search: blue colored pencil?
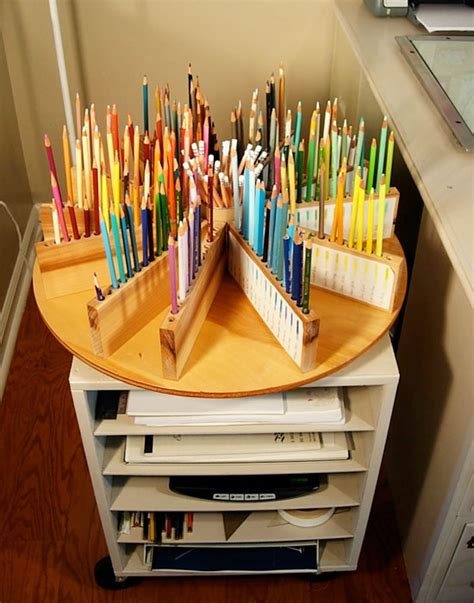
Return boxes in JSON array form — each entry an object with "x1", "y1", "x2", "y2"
[
  {"x1": 271, "y1": 197, "x2": 283, "y2": 274},
  {"x1": 277, "y1": 197, "x2": 289, "y2": 281},
  {"x1": 141, "y1": 199, "x2": 148, "y2": 267},
  {"x1": 110, "y1": 211, "x2": 127, "y2": 284},
  {"x1": 256, "y1": 182, "x2": 266, "y2": 256},
  {"x1": 100, "y1": 214, "x2": 119, "y2": 289},
  {"x1": 291, "y1": 233, "x2": 303, "y2": 305},
  {"x1": 120, "y1": 208, "x2": 133, "y2": 278},
  {"x1": 125, "y1": 198, "x2": 141, "y2": 273},
  {"x1": 143, "y1": 75, "x2": 149, "y2": 133},
  {"x1": 283, "y1": 235, "x2": 291, "y2": 293},
  {"x1": 242, "y1": 163, "x2": 250, "y2": 239},
  {"x1": 267, "y1": 185, "x2": 278, "y2": 270}
]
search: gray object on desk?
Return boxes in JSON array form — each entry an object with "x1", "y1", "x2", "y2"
[{"x1": 364, "y1": 0, "x2": 472, "y2": 19}]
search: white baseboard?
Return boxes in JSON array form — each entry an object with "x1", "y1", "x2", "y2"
[{"x1": 0, "y1": 205, "x2": 40, "y2": 401}]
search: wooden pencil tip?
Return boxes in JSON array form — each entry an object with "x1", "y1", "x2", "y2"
[{"x1": 143, "y1": 75, "x2": 148, "y2": 85}]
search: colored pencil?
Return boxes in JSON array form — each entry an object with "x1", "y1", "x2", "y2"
[
  {"x1": 143, "y1": 75, "x2": 149, "y2": 134},
  {"x1": 110, "y1": 209, "x2": 127, "y2": 284},
  {"x1": 62, "y1": 126, "x2": 74, "y2": 205},
  {"x1": 168, "y1": 234, "x2": 178, "y2": 314},
  {"x1": 120, "y1": 206, "x2": 134, "y2": 278},
  {"x1": 50, "y1": 173, "x2": 69, "y2": 242},
  {"x1": 356, "y1": 180, "x2": 365, "y2": 252},
  {"x1": 283, "y1": 234, "x2": 291, "y2": 293},
  {"x1": 125, "y1": 194, "x2": 141, "y2": 273},
  {"x1": 302, "y1": 239, "x2": 312, "y2": 314},
  {"x1": 366, "y1": 138, "x2": 377, "y2": 192},
  {"x1": 366, "y1": 187, "x2": 375, "y2": 255},
  {"x1": 67, "y1": 200, "x2": 80, "y2": 240},
  {"x1": 385, "y1": 131, "x2": 394, "y2": 190},
  {"x1": 375, "y1": 116, "x2": 388, "y2": 192},
  {"x1": 100, "y1": 211, "x2": 118, "y2": 289},
  {"x1": 318, "y1": 163, "x2": 325, "y2": 239},
  {"x1": 376, "y1": 176, "x2": 386, "y2": 257},
  {"x1": 93, "y1": 272, "x2": 105, "y2": 301}
]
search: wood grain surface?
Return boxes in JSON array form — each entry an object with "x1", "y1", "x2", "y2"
[{"x1": 33, "y1": 235, "x2": 406, "y2": 397}]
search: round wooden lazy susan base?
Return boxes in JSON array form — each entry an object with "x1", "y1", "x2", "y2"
[{"x1": 33, "y1": 237, "x2": 406, "y2": 397}]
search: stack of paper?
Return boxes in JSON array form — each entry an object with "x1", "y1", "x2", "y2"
[
  {"x1": 127, "y1": 387, "x2": 345, "y2": 427},
  {"x1": 124, "y1": 432, "x2": 349, "y2": 464}
]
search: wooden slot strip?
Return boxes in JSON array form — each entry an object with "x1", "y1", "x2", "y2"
[
  {"x1": 87, "y1": 252, "x2": 171, "y2": 358},
  {"x1": 305, "y1": 235, "x2": 403, "y2": 312},
  {"x1": 295, "y1": 187, "x2": 399, "y2": 241},
  {"x1": 227, "y1": 224, "x2": 319, "y2": 373},
  {"x1": 36, "y1": 234, "x2": 106, "y2": 272},
  {"x1": 159, "y1": 224, "x2": 227, "y2": 380}
]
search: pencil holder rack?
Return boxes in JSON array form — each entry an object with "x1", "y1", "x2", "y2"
[
  {"x1": 303, "y1": 232, "x2": 404, "y2": 312},
  {"x1": 87, "y1": 249, "x2": 172, "y2": 358},
  {"x1": 227, "y1": 224, "x2": 320, "y2": 373},
  {"x1": 159, "y1": 223, "x2": 227, "y2": 380},
  {"x1": 36, "y1": 234, "x2": 105, "y2": 299},
  {"x1": 37, "y1": 204, "x2": 143, "y2": 299},
  {"x1": 295, "y1": 187, "x2": 399, "y2": 243}
]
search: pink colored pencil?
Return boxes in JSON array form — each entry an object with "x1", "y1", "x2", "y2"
[
  {"x1": 203, "y1": 115, "x2": 209, "y2": 172},
  {"x1": 168, "y1": 234, "x2": 178, "y2": 314},
  {"x1": 274, "y1": 147, "x2": 281, "y2": 195},
  {"x1": 50, "y1": 173, "x2": 70, "y2": 242}
]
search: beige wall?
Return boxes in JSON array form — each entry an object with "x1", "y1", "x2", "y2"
[
  {"x1": 2, "y1": 0, "x2": 336, "y2": 206},
  {"x1": 0, "y1": 31, "x2": 33, "y2": 310},
  {"x1": 386, "y1": 209, "x2": 473, "y2": 599}
]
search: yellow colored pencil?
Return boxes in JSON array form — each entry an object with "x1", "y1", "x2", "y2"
[
  {"x1": 376, "y1": 175, "x2": 386, "y2": 257},
  {"x1": 113, "y1": 151, "x2": 120, "y2": 218},
  {"x1": 366, "y1": 187, "x2": 375, "y2": 255},
  {"x1": 324, "y1": 136, "x2": 330, "y2": 201},
  {"x1": 348, "y1": 166, "x2": 361, "y2": 248},
  {"x1": 63, "y1": 125, "x2": 74, "y2": 204},
  {"x1": 356, "y1": 180, "x2": 365, "y2": 252},
  {"x1": 75, "y1": 139, "x2": 83, "y2": 209},
  {"x1": 101, "y1": 169, "x2": 110, "y2": 231}
]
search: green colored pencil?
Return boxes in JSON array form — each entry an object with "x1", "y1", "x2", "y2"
[
  {"x1": 302, "y1": 239, "x2": 312, "y2": 314},
  {"x1": 366, "y1": 138, "x2": 377, "y2": 193},
  {"x1": 375, "y1": 116, "x2": 388, "y2": 192}
]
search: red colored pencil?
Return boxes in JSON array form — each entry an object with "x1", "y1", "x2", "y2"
[
  {"x1": 67, "y1": 201, "x2": 80, "y2": 239},
  {"x1": 44, "y1": 134, "x2": 58, "y2": 180},
  {"x1": 92, "y1": 163, "x2": 100, "y2": 235}
]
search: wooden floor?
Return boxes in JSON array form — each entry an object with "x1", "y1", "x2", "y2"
[{"x1": 0, "y1": 290, "x2": 412, "y2": 603}]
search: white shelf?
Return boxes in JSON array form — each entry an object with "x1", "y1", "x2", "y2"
[
  {"x1": 102, "y1": 433, "x2": 369, "y2": 476},
  {"x1": 117, "y1": 509, "x2": 354, "y2": 545},
  {"x1": 120, "y1": 538, "x2": 353, "y2": 577},
  {"x1": 110, "y1": 473, "x2": 361, "y2": 512},
  {"x1": 70, "y1": 333, "x2": 398, "y2": 577},
  {"x1": 95, "y1": 386, "x2": 375, "y2": 436}
]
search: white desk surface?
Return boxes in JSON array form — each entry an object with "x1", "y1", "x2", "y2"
[{"x1": 335, "y1": 0, "x2": 473, "y2": 305}]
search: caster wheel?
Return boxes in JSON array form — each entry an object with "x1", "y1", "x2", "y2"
[{"x1": 94, "y1": 556, "x2": 142, "y2": 590}]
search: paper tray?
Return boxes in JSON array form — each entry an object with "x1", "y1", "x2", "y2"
[{"x1": 146, "y1": 542, "x2": 319, "y2": 573}]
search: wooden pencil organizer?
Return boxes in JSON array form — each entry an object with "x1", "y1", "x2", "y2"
[
  {"x1": 37, "y1": 204, "x2": 142, "y2": 299},
  {"x1": 87, "y1": 249, "x2": 172, "y2": 358},
  {"x1": 159, "y1": 223, "x2": 227, "y2": 380},
  {"x1": 302, "y1": 232, "x2": 404, "y2": 312},
  {"x1": 295, "y1": 187, "x2": 399, "y2": 242},
  {"x1": 213, "y1": 207, "x2": 235, "y2": 225},
  {"x1": 201, "y1": 203, "x2": 235, "y2": 226},
  {"x1": 227, "y1": 223, "x2": 320, "y2": 373}
]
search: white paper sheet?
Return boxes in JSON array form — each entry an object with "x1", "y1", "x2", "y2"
[{"x1": 415, "y1": 5, "x2": 474, "y2": 33}]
